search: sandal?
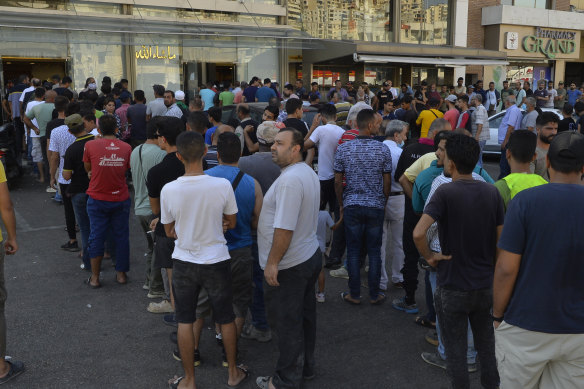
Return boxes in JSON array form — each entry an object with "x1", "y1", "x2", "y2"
[
  {"x1": 415, "y1": 316, "x2": 436, "y2": 329},
  {"x1": 85, "y1": 276, "x2": 101, "y2": 289},
  {"x1": 370, "y1": 292, "x2": 386, "y2": 305},
  {"x1": 0, "y1": 360, "x2": 25, "y2": 384},
  {"x1": 256, "y1": 376, "x2": 273, "y2": 389},
  {"x1": 225, "y1": 365, "x2": 250, "y2": 388},
  {"x1": 340, "y1": 292, "x2": 361, "y2": 305},
  {"x1": 115, "y1": 273, "x2": 128, "y2": 285},
  {"x1": 168, "y1": 376, "x2": 183, "y2": 389}
]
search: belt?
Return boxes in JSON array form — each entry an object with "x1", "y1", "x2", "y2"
[{"x1": 389, "y1": 191, "x2": 404, "y2": 196}]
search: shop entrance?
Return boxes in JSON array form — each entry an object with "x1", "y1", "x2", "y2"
[
  {"x1": 200, "y1": 63, "x2": 236, "y2": 86},
  {"x1": 1, "y1": 57, "x2": 67, "y2": 84}
]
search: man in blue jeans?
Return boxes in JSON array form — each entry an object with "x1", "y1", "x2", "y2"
[
  {"x1": 83, "y1": 115, "x2": 132, "y2": 287},
  {"x1": 333, "y1": 109, "x2": 392, "y2": 305},
  {"x1": 62, "y1": 114, "x2": 95, "y2": 271}
]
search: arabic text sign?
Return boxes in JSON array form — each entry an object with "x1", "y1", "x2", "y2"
[{"x1": 135, "y1": 45, "x2": 177, "y2": 60}]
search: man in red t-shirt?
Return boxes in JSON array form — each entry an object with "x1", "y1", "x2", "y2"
[{"x1": 83, "y1": 114, "x2": 132, "y2": 288}]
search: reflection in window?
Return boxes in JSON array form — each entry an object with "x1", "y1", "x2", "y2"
[
  {"x1": 400, "y1": 0, "x2": 450, "y2": 45},
  {"x1": 500, "y1": 0, "x2": 549, "y2": 8},
  {"x1": 287, "y1": 0, "x2": 393, "y2": 42}
]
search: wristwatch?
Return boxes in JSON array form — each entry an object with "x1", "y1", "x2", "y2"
[{"x1": 492, "y1": 314, "x2": 504, "y2": 323}]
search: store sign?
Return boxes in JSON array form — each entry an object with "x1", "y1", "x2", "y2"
[
  {"x1": 135, "y1": 45, "x2": 176, "y2": 60},
  {"x1": 522, "y1": 27, "x2": 577, "y2": 59}
]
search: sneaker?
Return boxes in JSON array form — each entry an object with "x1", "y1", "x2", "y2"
[
  {"x1": 142, "y1": 283, "x2": 150, "y2": 291},
  {"x1": 163, "y1": 313, "x2": 177, "y2": 327},
  {"x1": 215, "y1": 332, "x2": 223, "y2": 347},
  {"x1": 147, "y1": 300, "x2": 174, "y2": 314},
  {"x1": 61, "y1": 241, "x2": 80, "y2": 252},
  {"x1": 467, "y1": 363, "x2": 478, "y2": 373},
  {"x1": 53, "y1": 193, "x2": 63, "y2": 203},
  {"x1": 329, "y1": 267, "x2": 349, "y2": 279},
  {"x1": 391, "y1": 297, "x2": 419, "y2": 314},
  {"x1": 147, "y1": 290, "x2": 165, "y2": 299},
  {"x1": 421, "y1": 351, "x2": 447, "y2": 370},
  {"x1": 221, "y1": 347, "x2": 239, "y2": 368},
  {"x1": 241, "y1": 325, "x2": 272, "y2": 342},
  {"x1": 316, "y1": 292, "x2": 325, "y2": 303},
  {"x1": 46, "y1": 186, "x2": 57, "y2": 193},
  {"x1": 324, "y1": 256, "x2": 341, "y2": 269},
  {"x1": 425, "y1": 330, "x2": 439, "y2": 346},
  {"x1": 173, "y1": 348, "x2": 201, "y2": 367}
]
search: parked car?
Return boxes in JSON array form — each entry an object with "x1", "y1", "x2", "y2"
[{"x1": 483, "y1": 108, "x2": 564, "y2": 156}]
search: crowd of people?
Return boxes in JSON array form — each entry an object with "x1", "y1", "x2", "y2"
[{"x1": 0, "y1": 72, "x2": 583, "y2": 389}]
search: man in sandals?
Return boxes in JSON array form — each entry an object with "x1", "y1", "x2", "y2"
[
  {"x1": 0, "y1": 158, "x2": 24, "y2": 384},
  {"x1": 162, "y1": 132, "x2": 248, "y2": 389},
  {"x1": 256, "y1": 128, "x2": 321, "y2": 389}
]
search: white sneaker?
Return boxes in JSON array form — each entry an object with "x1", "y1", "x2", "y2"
[
  {"x1": 46, "y1": 186, "x2": 57, "y2": 193},
  {"x1": 316, "y1": 292, "x2": 325, "y2": 303},
  {"x1": 147, "y1": 290, "x2": 165, "y2": 299},
  {"x1": 147, "y1": 300, "x2": 174, "y2": 314},
  {"x1": 330, "y1": 267, "x2": 349, "y2": 279}
]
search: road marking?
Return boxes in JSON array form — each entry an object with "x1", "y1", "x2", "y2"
[{"x1": 13, "y1": 208, "x2": 66, "y2": 233}]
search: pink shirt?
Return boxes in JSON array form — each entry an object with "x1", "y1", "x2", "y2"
[
  {"x1": 115, "y1": 104, "x2": 130, "y2": 129},
  {"x1": 443, "y1": 108, "x2": 460, "y2": 130}
]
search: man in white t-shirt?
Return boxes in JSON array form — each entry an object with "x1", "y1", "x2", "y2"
[
  {"x1": 161, "y1": 131, "x2": 248, "y2": 389},
  {"x1": 25, "y1": 88, "x2": 45, "y2": 183},
  {"x1": 256, "y1": 128, "x2": 321, "y2": 389},
  {"x1": 546, "y1": 80, "x2": 557, "y2": 109}
]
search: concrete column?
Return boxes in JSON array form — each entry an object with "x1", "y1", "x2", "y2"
[
  {"x1": 554, "y1": 60, "x2": 566, "y2": 83},
  {"x1": 454, "y1": 67, "x2": 466, "y2": 84}
]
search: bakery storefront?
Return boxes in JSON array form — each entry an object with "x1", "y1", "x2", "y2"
[{"x1": 484, "y1": 25, "x2": 581, "y2": 86}]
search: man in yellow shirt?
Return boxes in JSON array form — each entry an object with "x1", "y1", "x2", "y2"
[
  {"x1": 416, "y1": 98, "x2": 444, "y2": 138},
  {"x1": 0, "y1": 163, "x2": 24, "y2": 384}
]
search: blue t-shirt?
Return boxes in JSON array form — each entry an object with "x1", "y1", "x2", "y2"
[
  {"x1": 205, "y1": 165, "x2": 255, "y2": 251},
  {"x1": 242, "y1": 86, "x2": 258, "y2": 103},
  {"x1": 498, "y1": 184, "x2": 584, "y2": 334},
  {"x1": 199, "y1": 89, "x2": 216, "y2": 111},
  {"x1": 204, "y1": 126, "x2": 217, "y2": 145},
  {"x1": 333, "y1": 137, "x2": 392, "y2": 209},
  {"x1": 567, "y1": 89, "x2": 582, "y2": 106},
  {"x1": 255, "y1": 86, "x2": 276, "y2": 103}
]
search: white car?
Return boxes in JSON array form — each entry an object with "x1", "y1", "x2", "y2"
[{"x1": 484, "y1": 108, "x2": 564, "y2": 155}]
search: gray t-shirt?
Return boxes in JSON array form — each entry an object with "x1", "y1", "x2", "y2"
[
  {"x1": 530, "y1": 146, "x2": 549, "y2": 181},
  {"x1": 238, "y1": 152, "x2": 281, "y2": 195},
  {"x1": 257, "y1": 162, "x2": 320, "y2": 270},
  {"x1": 146, "y1": 98, "x2": 167, "y2": 118},
  {"x1": 130, "y1": 143, "x2": 166, "y2": 216},
  {"x1": 521, "y1": 110, "x2": 538, "y2": 132}
]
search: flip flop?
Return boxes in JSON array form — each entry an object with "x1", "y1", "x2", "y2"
[
  {"x1": 115, "y1": 274, "x2": 128, "y2": 285},
  {"x1": 341, "y1": 292, "x2": 361, "y2": 305},
  {"x1": 0, "y1": 360, "x2": 25, "y2": 385},
  {"x1": 225, "y1": 365, "x2": 250, "y2": 389},
  {"x1": 370, "y1": 292, "x2": 386, "y2": 305},
  {"x1": 168, "y1": 376, "x2": 183, "y2": 389},
  {"x1": 85, "y1": 276, "x2": 101, "y2": 289},
  {"x1": 415, "y1": 316, "x2": 436, "y2": 329}
]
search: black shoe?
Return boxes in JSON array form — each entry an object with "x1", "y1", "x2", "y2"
[
  {"x1": 163, "y1": 313, "x2": 177, "y2": 327},
  {"x1": 61, "y1": 241, "x2": 80, "y2": 252},
  {"x1": 324, "y1": 256, "x2": 341, "y2": 269},
  {"x1": 170, "y1": 331, "x2": 177, "y2": 344},
  {"x1": 173, "y1": 349, "x2": 201, "y2": 367}
]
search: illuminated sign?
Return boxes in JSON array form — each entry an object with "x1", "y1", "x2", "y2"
[{"x1": 135, "y1": 45, "x2": 176, "y2": 60}]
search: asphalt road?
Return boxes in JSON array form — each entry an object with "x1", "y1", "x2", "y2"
[{"x1": 2, "y1": 159, "x2": 500, "y2": 389}]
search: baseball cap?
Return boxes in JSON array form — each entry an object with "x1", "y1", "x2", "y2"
[
  {"x1": 65, "y1": 114, "x2": 83, "y2": 129},
  {"x1": 175, "y1": 90, "x2": 185, "y2": 101},
  {"x1": 548, "y1": 131, "x2": 584, "y2": 167},
  {"x1": 120, "y1": 91, "x2": 132, "y2": 100},
  {"x1": 468, "y1": 85, "x2": 475, "y2": 89},
  {"x1": 256, "y1": 121, "x2": 280, "y2": 145},
  {"x1": 559, "y1": 81, "x2": 564, "y2": 85},
  {"x1": 445, "y1": 95, "x2": 458, "y2": 103}
]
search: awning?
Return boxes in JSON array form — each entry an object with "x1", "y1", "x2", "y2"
[{"x1": 353, "y1": 54, "x2": 509, "y2": 66}]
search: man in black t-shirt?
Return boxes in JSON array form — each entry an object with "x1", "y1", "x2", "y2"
[
  {"x1": 375, "y1": 82, "x2": 393, "y2": 111},
  {"x1": 146, "y1": 117, "x2": 185, "y2": 326},
  {"x1": 62, "y1": 120, "x2": 95, "y2": 271},
  {"x1": 283, "y1": 98, "x2": 309, "y2": 137},
  {"x1": 413, "y1": 134, "x2": 502, "y2": 389},
  {"x1": 235, "y1": 104, "x2": 258, "y2": 156}
]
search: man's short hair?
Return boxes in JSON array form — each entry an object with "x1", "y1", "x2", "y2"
[
  {"x1": 164, "y1": 90, "x2": 175, "y2": 99},
  {"x1": 346, "y1": 102, "x2": 373, "y2": 126},
  {"x1": 444, "y1": 133, "x2": 480, "y2": 175},
  {"x1": 279, "y1": 127, "x2": 304, "y2": 152},
  {"x1": 187, "y1": 111, "x2": 209, "y2": 134},
  {"x1": 268, "y1": 96, "x2": 279, "y2": 107},
  {"x1": 54, "y1": 95, "x2": 69, "y2": 112},
  {"x1": 457, "y1": 77, "x2": 464, "y2": 81},
  {"x1": 525, "y1": 97, "x2": 536, "y2": 107},
  {"x1": 84, "y1": 90, "x2": 98, "y2": 103},
  {"x1": 284, "y1": 84, "x2": 294, "y2": 92},
  {"x1": 147, "y1": 116, "x2": 165, "y2": 140},
  {"x1": 51, "y1": 74, "x2": 60, "y2": 82},
  {"x1": 573, "y1": 101, "x2": 584, "y2": 114},
  {"x1": 507, "y1": 130, "x2": 537, "y2": 164},
  {"x1": 79, "y1": 101, "x2": 94, "y2": 117},
  {"x1": 112, "y1": 87, "x2": 121, "y2": 97},
  {"x1": 536, "y1": 111, "x2": 560, "y2": 128},
  {"x1": 265, "y1": 104, "x2": 279, "y2": 118},
  {"x1": 134, "y1": 90, "x2": 145, "y2": 102},
  {"x1": 356, "y1": 109, "x2": 376, "y2": 130},
  {"x1": 562, "y1": 103, "x2": 574, "y2": 116},
  {"x1": 190, "y1": 96, "x2": 203, "y2": 110},
  {"x1": 158, "y1": 116, "x2": 185, "y2": 146},
  {"x1": 62, "y1": 76, "x2": 72, "y2": 84},
  {"x1": 402, "y1": 95, "x2": 413, "y2": 104},
  {"x1": 236, "y1": 104, "x2": 250, "y2": 117},
  {"x1": 217, "y1": 132, "x2": 241, "y2": 164},
  {"x1": 82, "y1": 113, "x2": 96, "y2": 124},
  {"x1": 103, "y1": 97, "x2": 115, "y2": 107},
  {"x1": 263, "y1": 78, "x2": 271, "y2": 85},
  {"x1": 505, "y1": 95, "x2": 516, "y2": 104},
  {"x1": 311, "y1": 82, "x2": 318, "y2": 87},
  {"x1": 99, "y1": 115, "x2": 118, "y2": 135},
  {"x1": 385, "y1": 120, "x2": 408, "y2": 138},
  {"x1": 34, "y1": 87, "x2": 46, "y2": 99},
  {"x1": 285, "y1": 98, "x2": 303, "y2": 115},
  {"x1": 318, "y1": 103, "x2": 337, "y2": 121},
  {"x1": 153, "y1": 84, "x2": 165, "y2": 97},
  {"x1": 297, "y1": 79, "x2": 303, "y2": 84},
  {"x1": 548, "y1": 131, "x2": 584, "y2": 173},
  {"x1": 434, "y1": 129, "x2": 451, "y2": 149},
  {"x1": 457, "y1": 95, "x2": 469, "y2": 104},
  {"x1": 65, "y1": 102, "x2": 80, "y2": 117},
  {"x1": 208, "y1": 107, "x2": 222, "y2": 123},
  {"x1": 428, "y1": 98, "x2": 440, "y2": 108},
  {"x1": 176, "y1": 131, "x2": 206, "y2": 164},
  {"x1": 428, "y1": 118, "x2": 450, "y2": 138}
]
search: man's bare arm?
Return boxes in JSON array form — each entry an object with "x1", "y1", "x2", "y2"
[
  {"x1": 0, "y1": 181, "x2": 17, "y2": 254},
  {"x1": 251, "y1": 180, "x2": 263, "y2": 230},
  {"x1": 399, "y1": 174, "x2": 414, "y2": 199},
  {"x1": 264, "y1": 228, "x2": 293, "y2": 286},
  {"x1": 493, "y1": 249, "x2": 522, "y2": 321},
  {"x1": 413, "y1": 214, "x2": 451, "y2": 267}
]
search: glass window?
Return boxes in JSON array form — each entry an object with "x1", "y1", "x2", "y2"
[
  {"x1": 287, "y1": 0, "x2": 394, "y2": 42},
  {"x1": 134, "y1": 36, "x2": 181, "y2": 101},
  {"x1": 400, "y1": 0, "x2": 450, "y2": 45},
  {"x1": 501, "y1": 0, "x2": 550, "y2": 7},
  {"x1": 0, "y1": 0, "x2": 67, "y2": 10}
]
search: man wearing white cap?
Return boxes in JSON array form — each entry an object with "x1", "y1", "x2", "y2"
[
  {"x1": 443, "y1": 95, "x2": 459, "y2": 130},
  {"x1": 175, "y1": 90, "x2": 188, "y2": 115}
]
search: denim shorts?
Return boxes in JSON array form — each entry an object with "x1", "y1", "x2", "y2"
[{"x1": 172, "y1": 259, "x2": 235, "y2": 324}]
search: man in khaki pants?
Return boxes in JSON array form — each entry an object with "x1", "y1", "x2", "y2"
[{"x1": 494, "y1": 131, "x2": 584, "y2": 389}]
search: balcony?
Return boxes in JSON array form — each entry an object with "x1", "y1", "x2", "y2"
[{"x1": 482, "y1": 5, "x2": 583, "y2": 28}]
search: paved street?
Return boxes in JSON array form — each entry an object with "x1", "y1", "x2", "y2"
[{"x1": 2, "y1": 158, "x2": 499, "y2": 389}]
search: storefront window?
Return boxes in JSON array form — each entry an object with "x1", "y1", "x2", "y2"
[
  {"x1": 0, "y1": 0, "x2": 121, "y2": 13},
  {"x1": 287, "y1": 0, "x2": 394, "y2": 42},
  {"x1": 412, "y1": 67, "x2": 445, "y2": 86},
  {"x1": 400, "y1": 0, "x2": 450, "y2": 45},
  {"x1": 365, "y1": 66, "x2": 396, "y2": 87}
]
